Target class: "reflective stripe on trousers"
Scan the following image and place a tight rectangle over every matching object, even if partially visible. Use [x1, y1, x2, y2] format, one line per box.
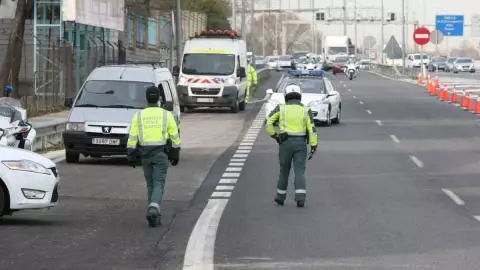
[137, 109, 168, 146]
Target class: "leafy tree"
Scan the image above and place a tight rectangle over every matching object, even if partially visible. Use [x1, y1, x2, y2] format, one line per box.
[185, 0, 231, 29]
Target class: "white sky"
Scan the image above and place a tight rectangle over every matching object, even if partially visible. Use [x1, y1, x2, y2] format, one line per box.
[247, 0, 480, 51]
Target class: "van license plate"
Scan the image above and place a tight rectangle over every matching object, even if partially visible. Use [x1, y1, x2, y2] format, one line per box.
[92, 138, 120, 145]
[197, 98, 214, 103]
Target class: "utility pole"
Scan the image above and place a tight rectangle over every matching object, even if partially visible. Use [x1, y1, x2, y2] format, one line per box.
[241, 0, 246, 40]
[343, 0, 347, 35]
[311, 0, 315, 53]
[380, 0, 384, 63]
[250, 0, 254, 50]
[175, 0, 182, 67]
[401, 0, 406, 67]
[354, 0, 357, 55]
[232, 0, 236, 30]
[262, 11, 265, 56]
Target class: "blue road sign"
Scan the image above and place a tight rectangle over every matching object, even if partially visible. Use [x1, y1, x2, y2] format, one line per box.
[435, 15, 464, 36]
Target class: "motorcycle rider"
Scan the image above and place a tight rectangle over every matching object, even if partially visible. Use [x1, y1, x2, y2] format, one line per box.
[0, 85, 32, 149]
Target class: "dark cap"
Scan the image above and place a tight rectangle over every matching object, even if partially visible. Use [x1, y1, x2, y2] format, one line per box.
[146, 86, 160, 103]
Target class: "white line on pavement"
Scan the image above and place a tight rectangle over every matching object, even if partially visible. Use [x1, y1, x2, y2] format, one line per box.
[236, 150, 251, 154]
[409, 155, 424, 168]
[359, 101, 364, 105]
[225, 167, 242, 172]
[215, 186, 235, 191]
[442, 188, 465, 205]
[222, 172, 240, 178]
[474, 216, 480, 222]
[348, 89, 351, 92]
[228, 162, 244, 167]
[390, 134, 400, 143]
[230, 158, 246, 162]
[219, 178, 238, 184]
[343, 84, 347, 87]
[183, 198, 228, 269]
[240, 142, 254, 146]
[375, 120, 383, 126]
[366, 110, 372, 114]
[352, 95, 357, 99]
[238, 146, 252, 150]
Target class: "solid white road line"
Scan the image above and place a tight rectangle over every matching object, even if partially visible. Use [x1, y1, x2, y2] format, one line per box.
[238, 146, 252, 150]
[225, 167, 242, 172]
[409, 155, 424, 168]
[233, 154, 248, 158]
[348, 89, 352, 92]
[474, 216, 480, 222]
[222, 172, 240, 178]
[359, 101, 364, 105]
[236, 150, 251, 154]
[215, 185, 235, 191]
[219, 178, 238, 184]
[240, 142, 254, 146]
[375, 120, 383, 126]
[230, 158, 246, 162]
[353, 95, 357, 99]
[441, 188, 465, 205]
[366, 110, 372, 114]
[390, 134, 400, 143]
[183, 198, 228, 270]
[228, 162, 244, 167]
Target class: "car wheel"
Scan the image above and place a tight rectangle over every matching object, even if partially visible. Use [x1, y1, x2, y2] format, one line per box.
[65, 151, 80, 163]
[239, 97, 246, 111]
[332, 105, 341, 124]
[230, 96, 240, 113]
[180, 106, 185, 113]
[0, 184, 6, 217]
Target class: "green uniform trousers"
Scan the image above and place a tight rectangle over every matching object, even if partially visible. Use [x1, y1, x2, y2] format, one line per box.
[141, 151, 169, 214]
[275, 136, 308, 202]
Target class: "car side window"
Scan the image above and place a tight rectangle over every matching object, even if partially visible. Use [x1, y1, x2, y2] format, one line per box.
[160, 81, 173, 103]
[324, 78, 335, 94]
[167, 79, 179, 103]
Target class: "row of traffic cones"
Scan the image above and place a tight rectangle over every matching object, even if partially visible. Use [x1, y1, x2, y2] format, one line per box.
[420, 71, 480, 114]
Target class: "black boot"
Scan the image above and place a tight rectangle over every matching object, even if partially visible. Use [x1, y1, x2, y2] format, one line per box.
[296, 201, 305, 208]
[274, 198, 285, 206]
[146, 207, 162, 227]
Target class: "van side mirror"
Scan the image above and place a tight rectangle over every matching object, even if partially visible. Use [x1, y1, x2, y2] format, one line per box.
[266, 89, 274, 95]
[172, 66, 180, 76]
[237, 67, 246, 78]
[64, 97, 73, 108]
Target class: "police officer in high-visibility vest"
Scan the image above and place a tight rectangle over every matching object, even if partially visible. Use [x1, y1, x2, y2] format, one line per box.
[246, 59, 257, 103]
[127, 86, 181, 227]
[265, 84, 317, 207]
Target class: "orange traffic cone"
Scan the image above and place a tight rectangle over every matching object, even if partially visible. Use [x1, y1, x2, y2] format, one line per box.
[467, 95, 475, 111]
[417, 72, 423, 85]
[439, 88, 445, 101]
[434, 77, 439, 89]
[461, 91, 468, 108]
[451, 89, 458, 103]
[476, 96, 480, 114]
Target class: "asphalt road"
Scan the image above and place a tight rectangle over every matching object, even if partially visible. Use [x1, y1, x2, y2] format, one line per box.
[0, 71, 281, 269]
[207, 72, 480, 269]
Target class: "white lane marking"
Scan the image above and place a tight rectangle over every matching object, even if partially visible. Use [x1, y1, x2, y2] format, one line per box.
[222, 172, 240, 178]
[183, 198, 228, 269]
[366, 110, 372, 114]
[343, 84, 347, 87]
[375, 120, 383, 126]
[390, 134, 400, 143]
[348, 88, 352, 92]
[340, 81, 344, 83]
[474, 216, 480, 222]
[242, 138, 256, 142]
[441, 188, 465, 205]
[240, 142, 254, 146]
[219, 178, 238, 184]
[230, 158, 246, 162]
[236, 149, 251, 154]
[409, 155, 424, 168]
[228, 162, 244, 167]
[215, 185, 235, 191]
[233, 154, 249, 158]
[359, 101, 364, 105]
[225, 167, 242, 172]
[238, 146, 252, 150]
[353, 95, 357, 99]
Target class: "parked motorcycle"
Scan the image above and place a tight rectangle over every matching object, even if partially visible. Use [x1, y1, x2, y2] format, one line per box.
[0, 97, 36, 150]
[344, 62, 359, 80]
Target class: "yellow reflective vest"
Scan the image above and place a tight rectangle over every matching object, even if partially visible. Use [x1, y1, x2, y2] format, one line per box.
[265, 101, 318, 147]
[247, 64, 257, 85]
[127, 107, 180, 155]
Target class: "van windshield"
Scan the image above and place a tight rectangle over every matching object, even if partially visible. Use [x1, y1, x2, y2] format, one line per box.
[74, 80, 154, 109]
[182, 53, 235, 75]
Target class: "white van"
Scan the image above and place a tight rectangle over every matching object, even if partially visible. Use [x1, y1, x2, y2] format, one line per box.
[173, 30, 248, 113]
[63, 63, 180, 163]
[407, 53, 430, 68]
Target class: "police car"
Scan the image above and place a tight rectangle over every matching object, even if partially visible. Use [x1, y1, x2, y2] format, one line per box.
[265, 70, 342, 126]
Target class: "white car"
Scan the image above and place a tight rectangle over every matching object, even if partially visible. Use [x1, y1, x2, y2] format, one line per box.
[265, 70, 342, 126]
[265, 56, 279, 69]
[276, 55, 293, 71]
[0, 146, 59, 217]
[453, 58, 476, 73]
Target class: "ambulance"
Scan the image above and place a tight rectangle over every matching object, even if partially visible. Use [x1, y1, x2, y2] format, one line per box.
[173, 29, 248, 113]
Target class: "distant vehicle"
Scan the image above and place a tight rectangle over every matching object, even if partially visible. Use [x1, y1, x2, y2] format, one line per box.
[452, 58, 475, 73]
[292, 51, 309, 60]
[358, 59, 372, 69]
[428, 57, 447, 72]
[295, 56, 322, 70]
[265, 56, 279, 70]
[265, 69, 342, 126]
[323, 36, 354, 69]
[445, 57, 457, 72]
[0, 146, 59, 217]
[254, 55, 265, 66]
[276, 55, 293, 71]
[406, 53, 430, 68]
[331, 55, 349, 75]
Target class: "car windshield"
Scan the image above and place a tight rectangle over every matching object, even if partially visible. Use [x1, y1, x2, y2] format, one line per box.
[279, 55, 291, 61]
[182, 53, 235, 75]
[298, 58, 317, 64]
[456, 59, 472, 63]
[432, 58, 446, 63]
[279, 78, 326, 94]
[448, 58, 456, 63]
[268, 57, 279, 62]
[74, 80, 154, 109]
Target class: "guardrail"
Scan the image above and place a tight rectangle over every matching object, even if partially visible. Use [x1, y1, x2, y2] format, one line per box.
[32, 68, 269, 152]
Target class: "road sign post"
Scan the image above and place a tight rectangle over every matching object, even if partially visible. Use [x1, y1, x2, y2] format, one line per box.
[430, 30, 444, 56]
[413, 27, 430, 80]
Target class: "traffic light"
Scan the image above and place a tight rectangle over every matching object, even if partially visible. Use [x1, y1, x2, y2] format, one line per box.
[316, 12, 325, 21]
[388, 12, 396, 21]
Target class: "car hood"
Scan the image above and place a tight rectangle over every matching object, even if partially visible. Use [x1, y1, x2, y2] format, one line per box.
[277, 61, 291, 65]
[0, 146, 56, 168]
[68, 107, 140, 124]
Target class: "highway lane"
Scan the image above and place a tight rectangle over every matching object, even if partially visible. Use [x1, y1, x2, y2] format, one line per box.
[0, 71, 281, 269]
[211, 72, 480, 269]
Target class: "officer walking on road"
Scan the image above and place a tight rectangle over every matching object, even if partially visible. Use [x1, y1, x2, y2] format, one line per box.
[246, 59, 258, 103]
[265, 84, 317, 207]
[127, 86, 181, 227]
